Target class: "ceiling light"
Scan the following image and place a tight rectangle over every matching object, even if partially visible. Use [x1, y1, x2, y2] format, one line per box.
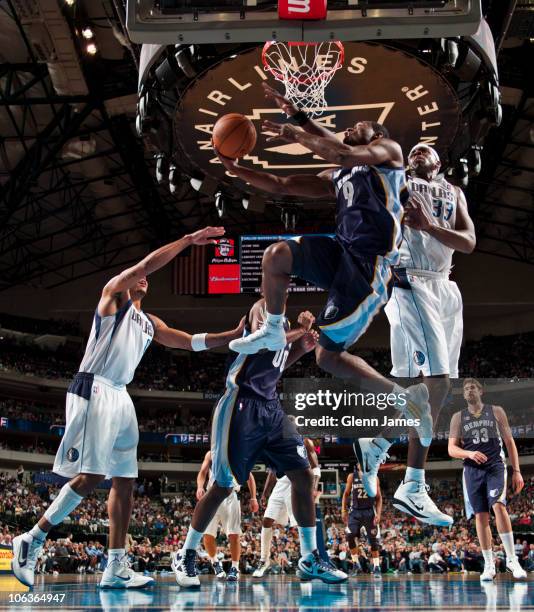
[81, 27, 94, 40]
[86, 43, 97, 55]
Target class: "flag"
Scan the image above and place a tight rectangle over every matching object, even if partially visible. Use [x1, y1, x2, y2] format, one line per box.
[173, 245, 208, 294]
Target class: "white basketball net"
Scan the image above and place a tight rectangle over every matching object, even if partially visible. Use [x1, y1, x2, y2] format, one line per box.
[262, 41, 344, 118]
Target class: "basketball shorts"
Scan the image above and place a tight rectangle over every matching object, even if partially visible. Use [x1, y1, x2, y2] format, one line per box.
[53, 372, 139, 480]
[264, 475, 297, 527]
[462, 462, 507, 518]
[287, 235, 392, 352]
[210, 394, 309, 488]
[347, 509, 379, 544]
[204, 490, 242, 537]
[384, 268, 463, 378]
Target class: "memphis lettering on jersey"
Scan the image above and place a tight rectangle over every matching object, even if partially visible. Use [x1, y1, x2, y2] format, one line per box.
[464, 418, 495, 432]
[130, 310, 153, 337]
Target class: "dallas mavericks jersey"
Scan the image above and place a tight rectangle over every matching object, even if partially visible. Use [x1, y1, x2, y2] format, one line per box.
[224, 309, 291, 401]
[350, 470, 374, 513]
[78, 300, 154, 386]
[461, 405, 505, 469]
[398, 175, 458, 273]
[332, 164, 408, 264]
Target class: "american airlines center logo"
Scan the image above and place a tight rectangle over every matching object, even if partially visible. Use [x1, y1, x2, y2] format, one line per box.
[177, 42, 461, 185]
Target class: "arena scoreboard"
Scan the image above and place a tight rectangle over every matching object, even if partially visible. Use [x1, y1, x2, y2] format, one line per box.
[208, 235, 332, 295]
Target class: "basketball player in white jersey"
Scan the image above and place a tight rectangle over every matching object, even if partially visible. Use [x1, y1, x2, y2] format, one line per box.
[355, 144, 476, 526]
[253, 437, 320, 577]
[197, 450, 259, 581]
[11, 226, 246, 589]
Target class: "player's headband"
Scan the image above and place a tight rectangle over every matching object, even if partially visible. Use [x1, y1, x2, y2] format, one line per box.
[408, 144, 441, 166]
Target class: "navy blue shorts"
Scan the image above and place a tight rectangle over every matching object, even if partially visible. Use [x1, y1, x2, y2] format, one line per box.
[211, 394, 309, 488]
[463, 462, 507, 517]
[348, 509, 378, 543]
[286, 236, 392, 352]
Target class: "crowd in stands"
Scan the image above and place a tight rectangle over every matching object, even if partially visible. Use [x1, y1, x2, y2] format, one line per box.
[1, 472, 533, 577]
[3, 326, 534, 392]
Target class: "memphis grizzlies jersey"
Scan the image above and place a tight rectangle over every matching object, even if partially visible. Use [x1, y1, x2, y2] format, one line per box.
[461, 405, 505, 469]
[350, 470, 374, 513]
[398, 175, 458, 273]
[78, 299, 154, 386]
[224, 311, 291, 401]
[332, 164, 408, 264]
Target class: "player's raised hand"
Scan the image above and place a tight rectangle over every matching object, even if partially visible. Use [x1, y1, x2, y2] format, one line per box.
[262, 120, 300, 143]
[467, 450, 488, 464]
[298, 310, 315, 330]
[301, 330, 319, 353]
[512, 469, 524, 495]
[403, 192, 433, 231]
[189, 226, 225, 245]
[196, 487, 205, 501]
[262, 83, 297, 116]
[214, 147, 238, 169]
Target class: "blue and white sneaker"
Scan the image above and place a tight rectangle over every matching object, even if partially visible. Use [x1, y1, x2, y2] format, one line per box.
[99, 557, 155, 589]
[212, 561, 226, 580]
[226, 566, 240, 582]
[172, 550, 200, 587]
[353, 438, 388, 497]
[297, 551, 347, 584]
[229, 321, 285, 355]
[11, 533, 44, 588]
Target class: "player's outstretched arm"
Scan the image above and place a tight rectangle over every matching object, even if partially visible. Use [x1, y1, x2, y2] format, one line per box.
[262, 83, 339, 141]
[494, 405, 524, 494]
[404, 188, 476, 254]
[196, 451, 212, 500]
[262, 120, 404, 169]
[216, 151, 334, 199]
[148, 314, 245, 351]
[99, 226, 225, 315]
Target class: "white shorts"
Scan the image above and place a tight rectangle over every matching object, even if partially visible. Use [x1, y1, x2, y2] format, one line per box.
[53, 373, 139, 480]
[384, 270, 463, 378]
[204, 490, 241, 537]
[264, 476, 297, 527]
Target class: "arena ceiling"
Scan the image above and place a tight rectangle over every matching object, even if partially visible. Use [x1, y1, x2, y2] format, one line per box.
[0, 0, 533, 291]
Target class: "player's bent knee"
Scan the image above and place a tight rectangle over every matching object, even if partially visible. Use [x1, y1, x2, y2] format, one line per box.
[72, 473, 106, 495]
[262, 241, 292, 273]
[286, 468, 313, 491]
[315, 345, 339, 371]
[111, 477, 135, 494]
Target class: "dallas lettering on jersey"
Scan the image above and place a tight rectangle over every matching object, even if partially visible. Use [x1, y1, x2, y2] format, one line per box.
[408, 178, 455, 203]
[131, 310, 154, 337]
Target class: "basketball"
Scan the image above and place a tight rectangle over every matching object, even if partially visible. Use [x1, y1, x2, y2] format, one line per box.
[212, 113, 257, 159]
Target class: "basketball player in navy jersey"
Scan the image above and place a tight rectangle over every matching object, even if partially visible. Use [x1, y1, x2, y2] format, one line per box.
[342, 463, 382, 577]
[216, 83, 433, 448]
[11, 226, 246, 589]
[448, 378, 527, 581]
[173, 302, 348, 586]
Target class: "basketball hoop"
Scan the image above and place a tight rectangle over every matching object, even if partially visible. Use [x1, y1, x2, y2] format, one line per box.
[262, 41, 344, 118]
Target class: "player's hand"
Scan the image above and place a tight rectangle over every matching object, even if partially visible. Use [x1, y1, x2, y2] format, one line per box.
[403, 192, 433, 231]
[260, 495, 267, 509]
[512, 470, 524, 495]
[297, 310, 315, 331]
[262, 120, 300, 143]
[250, 498, 260, 513]
[301, 330, 319, 353]
[189, 226, 225, 246]
[373, 515, 381, 526]
[196, 488, 205, 501]
[467, 450, 488, 464]
[342, 511, 348, 526]
[214, 147, 239, 169]
[233, 316, 246, 338]
[262, 83, 298, 116]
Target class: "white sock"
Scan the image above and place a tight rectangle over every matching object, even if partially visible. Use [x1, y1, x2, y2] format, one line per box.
[29, 525, 47, 542]
[405, 467, 425, 484]
[374, 437, 393, 452]
[482, 549, 494, 567]
[298, 526, 317, 557]
[43, 483, 83, 526]
[183, 526, 203, 552]
[499, 532, 516, 559]
[108, 548, 125, 564]
[260, 527, 273, 561]
[232, 560, 239, 569]
[266, 312, 284, 326]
